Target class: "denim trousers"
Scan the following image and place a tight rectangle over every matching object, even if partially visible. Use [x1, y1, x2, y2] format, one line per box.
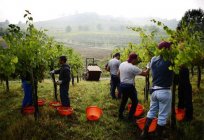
[110, 75, 121, 98]
[147, 89, 172, 126]
[119, 83, 138, 119]
[22, 80, 33, 108]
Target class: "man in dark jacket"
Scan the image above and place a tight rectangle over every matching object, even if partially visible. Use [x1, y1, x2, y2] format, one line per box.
[51, 56, 71, 107]
[178, 66, 193, 121]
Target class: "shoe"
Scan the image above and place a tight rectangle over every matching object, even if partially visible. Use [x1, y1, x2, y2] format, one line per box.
[155, 124, 168, 139]
[140, 118, 153, 139]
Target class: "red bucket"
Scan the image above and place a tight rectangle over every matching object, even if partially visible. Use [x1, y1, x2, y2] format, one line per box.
[49, 101, 62, 109]
[38, 99, 46, 106]
[136, 117, 158, 132]
[128, 103, 144, 117]
[23, 106, 35, 114]
[86, 106, 103, 121]
[175, 108, 185, 121]
[57, 106, 73, 116]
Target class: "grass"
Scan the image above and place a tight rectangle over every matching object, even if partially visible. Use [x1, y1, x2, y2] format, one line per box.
[0, 76, 203, 140]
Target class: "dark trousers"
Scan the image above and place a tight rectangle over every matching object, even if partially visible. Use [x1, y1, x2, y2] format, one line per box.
[119, 83, 138, 119]
[110, 75, 121, 99]
[60, 84, 70, 107]
[178, 84, 193, 120]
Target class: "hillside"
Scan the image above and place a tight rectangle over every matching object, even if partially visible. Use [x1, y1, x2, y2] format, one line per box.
[34, 12, 178, 31]
[0, 13, 178, 60]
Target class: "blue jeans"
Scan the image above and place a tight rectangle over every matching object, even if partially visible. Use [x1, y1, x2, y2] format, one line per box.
[110, 75, 121, 99]
[147, 89, 172, 126]
[60, 84, 70, 107]
[119, 83, 138, 119]
[22, 80, 33, 108]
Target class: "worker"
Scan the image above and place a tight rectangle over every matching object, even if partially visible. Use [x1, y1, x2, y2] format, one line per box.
[107, 53, 121, 99]
[178, 66, 193, 121]
[118, 53, 149, 121]
[50, 56, 71, 107]
[141, 41, 173, 139]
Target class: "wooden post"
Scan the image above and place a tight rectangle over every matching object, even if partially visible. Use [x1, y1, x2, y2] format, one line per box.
[144, 74, 150, 102]
[191, 65, 194, 78]
[51, 73, 58, 101]
[77, 75, 79, 83]
[71, 72, 74, 86]
[77, 69, 79, 83]
[197, 65, 201, 89]
[31, 69, 39, 120]
[5, 77, 9, 92]
[50, 60, 58, 101]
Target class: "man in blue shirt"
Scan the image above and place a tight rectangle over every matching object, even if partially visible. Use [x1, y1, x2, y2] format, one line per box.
[141, 41, 173, 139]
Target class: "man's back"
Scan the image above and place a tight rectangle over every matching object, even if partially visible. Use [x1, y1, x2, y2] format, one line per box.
[150, 56, 173, 87]
[59, 64, 70, 85]
[108, 58, 120, 75]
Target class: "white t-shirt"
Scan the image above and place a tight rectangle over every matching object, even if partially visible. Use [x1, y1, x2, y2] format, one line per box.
[119, 61, 142, 84]
[108, 58, 121, 75]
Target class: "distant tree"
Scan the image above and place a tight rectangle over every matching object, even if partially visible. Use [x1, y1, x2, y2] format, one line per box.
[5, 20, 9, 25]
[78, 25, 89, 31]
[178, 8, 204, 33]
[66, 26, 72, 32]
[120, 25, 126, 31]
[78, 26, 82, 31]
[97, 24, 102, 31]
[83, 26, 89, 31]
[0, 27, 4, 36]
[109, 26, 117, 31]
[178, 8, 204, 89]
[143, 25, 159, 33]
[18, 21, 23, 26]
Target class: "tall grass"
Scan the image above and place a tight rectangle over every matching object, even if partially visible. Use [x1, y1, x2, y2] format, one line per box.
[0, 76, 203, 140]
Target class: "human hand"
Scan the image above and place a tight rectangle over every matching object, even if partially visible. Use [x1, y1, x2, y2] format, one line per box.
[146, 62, 150, 69]
[50, 70, 55, 74]
[56, 80, 62, 85]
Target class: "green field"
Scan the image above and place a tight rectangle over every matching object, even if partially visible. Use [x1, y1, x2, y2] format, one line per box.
[0, 76, 203, 140]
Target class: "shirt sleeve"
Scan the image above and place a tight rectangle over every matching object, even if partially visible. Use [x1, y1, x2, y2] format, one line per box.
[54, 69, 60, 74]
[132, 66, 142, 76]
[107, 60, 111, 67]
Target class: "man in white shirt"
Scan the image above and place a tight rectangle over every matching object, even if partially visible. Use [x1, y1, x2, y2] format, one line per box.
[107, 53, 121, 99]
[118, 53, 149, 121]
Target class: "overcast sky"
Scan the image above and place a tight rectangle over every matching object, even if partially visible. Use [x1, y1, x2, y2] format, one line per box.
[0, 0, 203, 23]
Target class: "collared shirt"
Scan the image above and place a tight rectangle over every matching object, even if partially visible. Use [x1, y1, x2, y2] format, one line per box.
[119, 61, 142, 85]
[108, 58, 121, 75]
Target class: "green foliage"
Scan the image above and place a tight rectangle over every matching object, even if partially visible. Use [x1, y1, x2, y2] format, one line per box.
[112, 26, 158, 68]
[151, 19, 203, 73]
[113, 14, 204, 74]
